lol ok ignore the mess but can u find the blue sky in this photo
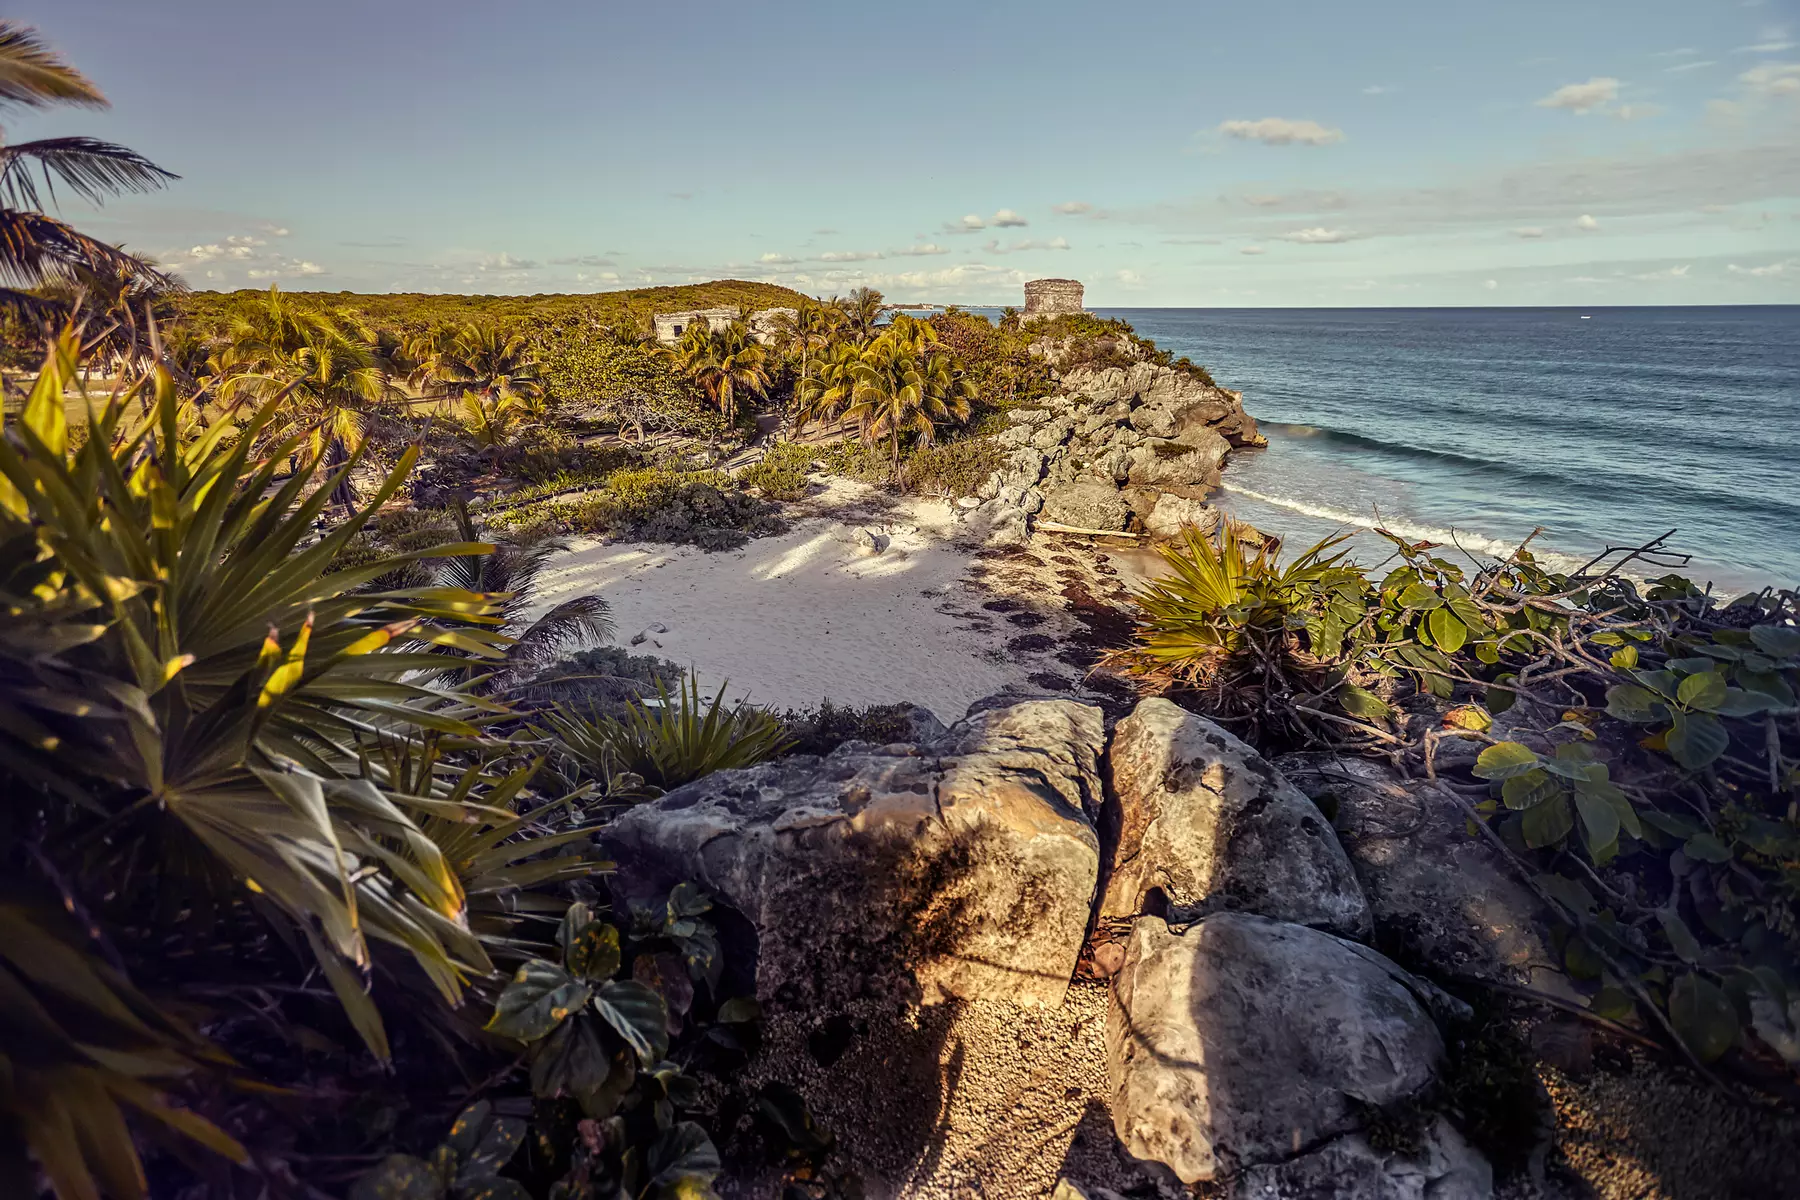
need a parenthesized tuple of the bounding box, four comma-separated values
(16, 0, 1800, 305)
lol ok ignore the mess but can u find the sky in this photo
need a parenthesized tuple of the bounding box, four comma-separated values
(14, 0, 1800, 306)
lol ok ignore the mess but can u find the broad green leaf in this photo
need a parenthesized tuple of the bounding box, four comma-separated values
(565, 920, 622, 982)
(1609, 645, 1639, 669)
(1748, 624, 1800, 659)
(531, 1015, 613, 1101)
(459, 1181, 532, 1200)
(1574, 789, 1620, 859)
(1520, 793, 1574, 849)
(1591, 985, 1635, 1021)
(1427, 606, 1468, 652)
(1487, 674, 1519, 714)
(1683, 832, 1733, 863)
(456, 1113, 524, 1185)
(1604, 684, 1663, 723)
(1710, 688, 1776, 718)
(593, 979, 670, 1064)
(1668, 972, 1738, 1063)
(486, 961, 588, 1042)
(1473, 741, 1540, 781)
(1398, 582, 1443, 610)
(348, 1155, 444, 1200)
(1443, 705, 1492, 732)
(647, 1121, 723, 1186)
(1339, 685, 1392, 721)
(668, 881, 713, 920)
(1657, 909, 1702, 963)
(1447, 596, 1486, 631)
(1675, 671, 1728, 712)
(1502, 769, 1560, 810)
(1576, 777, 1641, 839)
(1665, 711, 1729, 771)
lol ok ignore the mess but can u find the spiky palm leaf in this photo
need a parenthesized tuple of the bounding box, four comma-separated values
(0, 22, 107, 110)
(0, 136, 177, 210)
(540, 675, 793, 794)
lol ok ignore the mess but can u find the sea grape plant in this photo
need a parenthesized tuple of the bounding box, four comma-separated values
(1111, 520, 1800, 1088)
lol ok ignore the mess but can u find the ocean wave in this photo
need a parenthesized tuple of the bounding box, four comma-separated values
(1261, 421, 1798, 522)
(1218, 483, 1597, 573)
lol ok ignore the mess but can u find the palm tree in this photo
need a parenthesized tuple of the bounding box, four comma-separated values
(839, 286, 885, 342)
(843, 330, 976, 477)
(793, 338, 860, 438)
(412, 321, 544, 415)
(221, 287, 400, 495)
(0, 23, 177, 311)
(667, 319, 770, 425)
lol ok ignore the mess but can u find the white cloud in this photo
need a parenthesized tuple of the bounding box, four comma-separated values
(1653, 48, 1700, 58)
(947, 214, 987, 232)
(1052, 201, 1093, 214)
(1631, 264, 1691, 280)
(296, 261, 324, 275)
(1512, 226, 1546, 238)
(1279, 226, 1353, 243)
(1728, 258, 1794, 275)
(1536, 77, 1621, 113)
(758, 252, 794, 264)
(894, 243, 949, 256)
(1576, 213, 1601, 230)
(817, 250, 885, 262)
(1666, 60, 1717, 72)
(1362, 85, 1396, 95)
(1740, 61, 1800, 95)
(992, 208, 1028, 228)
(1483, 279, 1499, 290)
(1217, 117, 1344, 145)
(1244, 193, 1285, 207)
(1738, 41, 1796, 53)
(981, 237, 1069, 254)
(1612, 103, 1664, 120)
(1240, 245, 1266, 255)
(476, 252, 539, 271)
(1115, 269, 1144, 286)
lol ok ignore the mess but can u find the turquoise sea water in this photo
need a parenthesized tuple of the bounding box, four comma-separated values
(1089, 307, 1799, 593)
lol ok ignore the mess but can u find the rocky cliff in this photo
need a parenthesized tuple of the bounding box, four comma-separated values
(962, 357, 1264, 547)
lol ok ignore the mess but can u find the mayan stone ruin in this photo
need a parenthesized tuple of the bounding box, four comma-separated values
(1021, 277, 1084, 322)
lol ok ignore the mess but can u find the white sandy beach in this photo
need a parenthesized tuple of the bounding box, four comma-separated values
(523, 481, 1061, 723)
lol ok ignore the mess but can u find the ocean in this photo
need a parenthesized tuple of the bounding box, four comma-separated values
(1091, 307, 1800, 593)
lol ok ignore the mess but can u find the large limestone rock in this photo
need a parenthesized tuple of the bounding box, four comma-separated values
(1142, 494, 1221, 541)
(1276, 752, 1567, 995)
(1232, 1117, 1493, 1199)
(605, 701, 1105, 1010)
(1107, 913, 1449, 1185)
(1124, 433, 1229, 491)
(1041, 481, 1131, 531)
(1101, 699, 1371, 938)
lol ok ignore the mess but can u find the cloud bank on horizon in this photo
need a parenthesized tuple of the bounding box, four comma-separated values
(25, 0, 1800, 306)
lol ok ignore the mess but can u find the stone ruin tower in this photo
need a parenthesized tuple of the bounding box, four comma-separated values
(1021, 278, 1084, 322)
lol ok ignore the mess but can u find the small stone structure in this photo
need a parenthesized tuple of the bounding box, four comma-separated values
(1021, 278, 1084, 322)
(652, 307, 797, 346)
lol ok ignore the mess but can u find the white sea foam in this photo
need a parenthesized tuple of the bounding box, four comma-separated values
(1219, 483, 1594, 573)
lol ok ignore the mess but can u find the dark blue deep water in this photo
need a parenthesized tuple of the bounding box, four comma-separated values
(1095, 307, 1799, 592)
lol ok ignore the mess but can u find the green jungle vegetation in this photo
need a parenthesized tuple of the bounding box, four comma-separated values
(1, 16, 1796, 1200)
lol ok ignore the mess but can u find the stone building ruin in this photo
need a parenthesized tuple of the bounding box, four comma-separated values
(1021, 278, 1084, 322)
(652, 307, 797, 345)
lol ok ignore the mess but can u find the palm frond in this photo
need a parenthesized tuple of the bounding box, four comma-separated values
(509, 596, 614, 669)
(0, 207, 170, 290)
(0, 22, 107, 111)
(0, 136, 177, 209)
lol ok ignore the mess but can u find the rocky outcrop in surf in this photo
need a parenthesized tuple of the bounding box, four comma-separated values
(966, 355, 1263, 545)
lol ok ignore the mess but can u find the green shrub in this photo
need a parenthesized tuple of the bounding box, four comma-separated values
(778, 700, 927, 756)
(739, 442, 818, 501)
(901, 437, 1005, 497)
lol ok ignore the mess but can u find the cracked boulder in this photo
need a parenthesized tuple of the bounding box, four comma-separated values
(1107, 912, 1458, 1186)
(1100, 699, 1370, 938)
(604, 701, 1105, 1010)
